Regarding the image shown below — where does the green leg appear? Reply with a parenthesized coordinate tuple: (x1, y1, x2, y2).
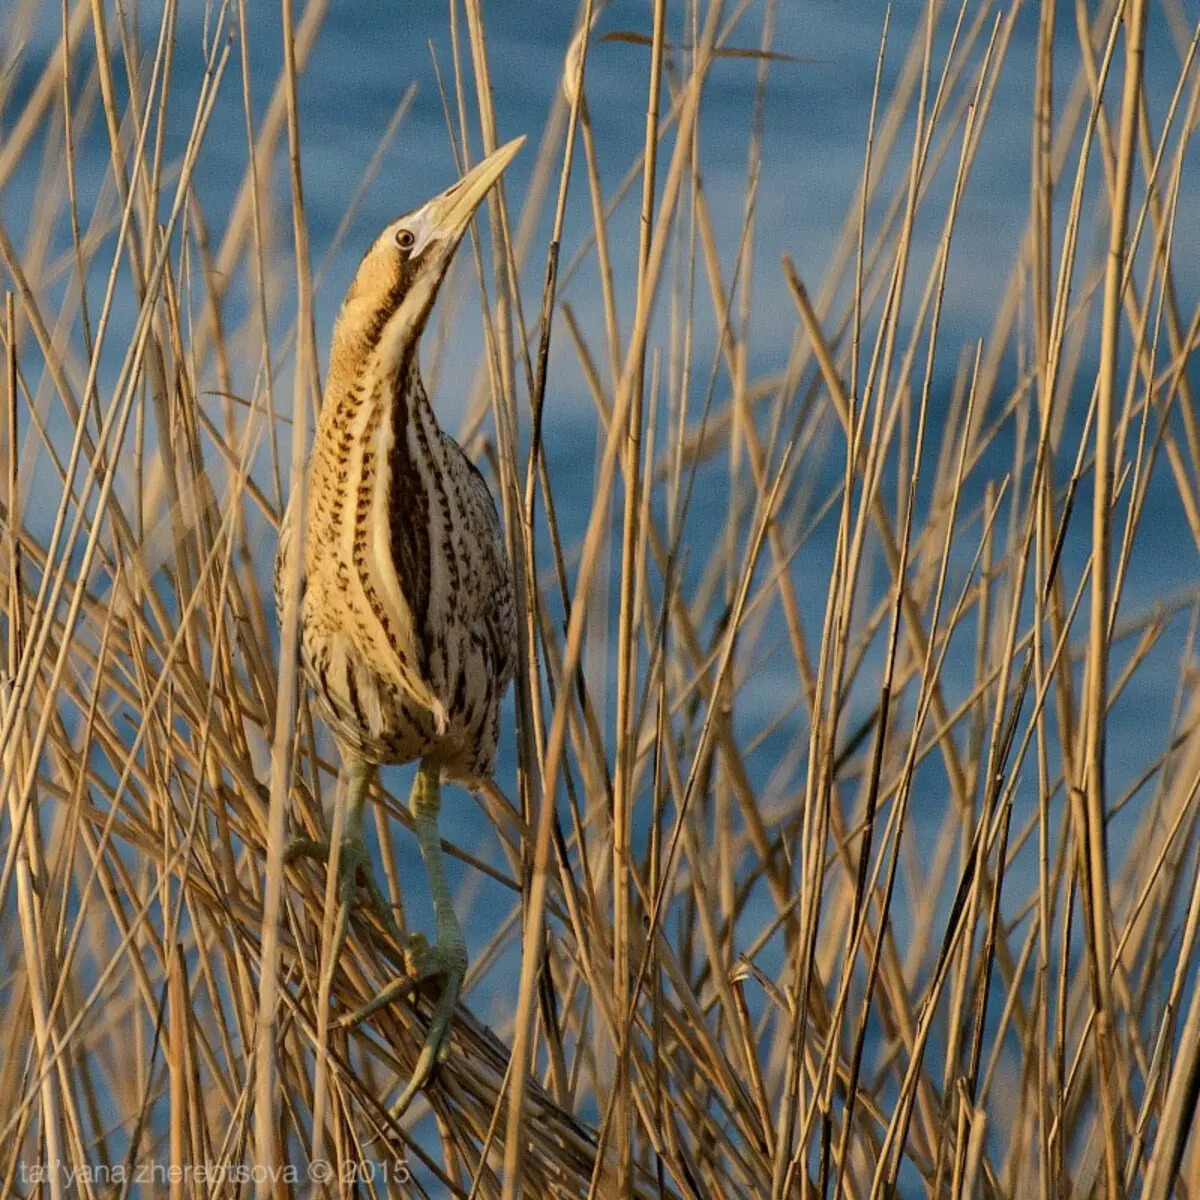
(285, 756, 404, 985)
(340, 759, 467, 1118)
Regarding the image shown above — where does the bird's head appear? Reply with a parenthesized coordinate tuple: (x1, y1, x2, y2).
(330, 136, 525, 374)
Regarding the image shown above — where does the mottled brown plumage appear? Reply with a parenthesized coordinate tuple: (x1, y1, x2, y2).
(279, 354, 515, 778)
(275, 139, 523, 1116)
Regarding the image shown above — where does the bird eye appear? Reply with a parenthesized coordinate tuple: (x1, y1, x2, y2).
(395, 228, 415, 251)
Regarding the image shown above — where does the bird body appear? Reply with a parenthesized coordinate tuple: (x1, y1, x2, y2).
(274, 138, 523, 1114)
(275, 145, 520, 780)
(283, 351, 514, 778)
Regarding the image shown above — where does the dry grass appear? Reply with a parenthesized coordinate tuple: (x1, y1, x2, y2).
(3, 0, 1200, 1196)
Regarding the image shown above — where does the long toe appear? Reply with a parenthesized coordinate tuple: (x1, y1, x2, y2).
(283, 834, 331, 865)
(337, 932, 439, 1029)
(286, 832, 371, 906)
(389, 951, 465, 1120)
(332, 934, 465, 1118)
(287, 831, 393, 1000)
(334, 834, 368, 903)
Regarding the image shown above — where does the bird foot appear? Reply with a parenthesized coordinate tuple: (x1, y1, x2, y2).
(283, 834, 330, 866)
(337, 931, 462, 1025)
(338, 931, 467, 1119)
(283, 833, 404, 945)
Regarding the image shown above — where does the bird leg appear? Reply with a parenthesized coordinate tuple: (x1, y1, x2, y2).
(285, 756, 405, 978)
(339, 758, 467, 1119)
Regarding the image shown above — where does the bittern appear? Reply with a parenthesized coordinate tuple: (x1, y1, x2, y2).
(275, 138, 521, 1115)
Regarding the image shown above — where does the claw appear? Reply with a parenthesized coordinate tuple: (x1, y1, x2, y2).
(390, 958, 463, 1116)
(337, 932, 447, 1028)
(337, 931, 465, 1119)
(393, 941, 464, 1117)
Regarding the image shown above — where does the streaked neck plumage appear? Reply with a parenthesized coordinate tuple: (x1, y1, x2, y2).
(304, 271, 447, 725)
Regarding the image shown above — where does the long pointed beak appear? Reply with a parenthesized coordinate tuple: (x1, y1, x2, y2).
(424, 136, 525, 254)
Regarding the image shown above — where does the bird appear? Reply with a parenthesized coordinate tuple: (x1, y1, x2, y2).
(275, 138, 522, 1117)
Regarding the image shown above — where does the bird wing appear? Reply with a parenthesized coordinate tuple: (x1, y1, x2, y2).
(449, 441, 518, 691)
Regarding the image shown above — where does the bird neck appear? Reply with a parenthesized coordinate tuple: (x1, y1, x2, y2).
(305, 337, 441, 695)
(317, 323, 435, 448)
(309, 325, 435, 528)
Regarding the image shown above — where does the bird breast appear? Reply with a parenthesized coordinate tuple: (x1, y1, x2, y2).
(283, 360, 515, 778)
